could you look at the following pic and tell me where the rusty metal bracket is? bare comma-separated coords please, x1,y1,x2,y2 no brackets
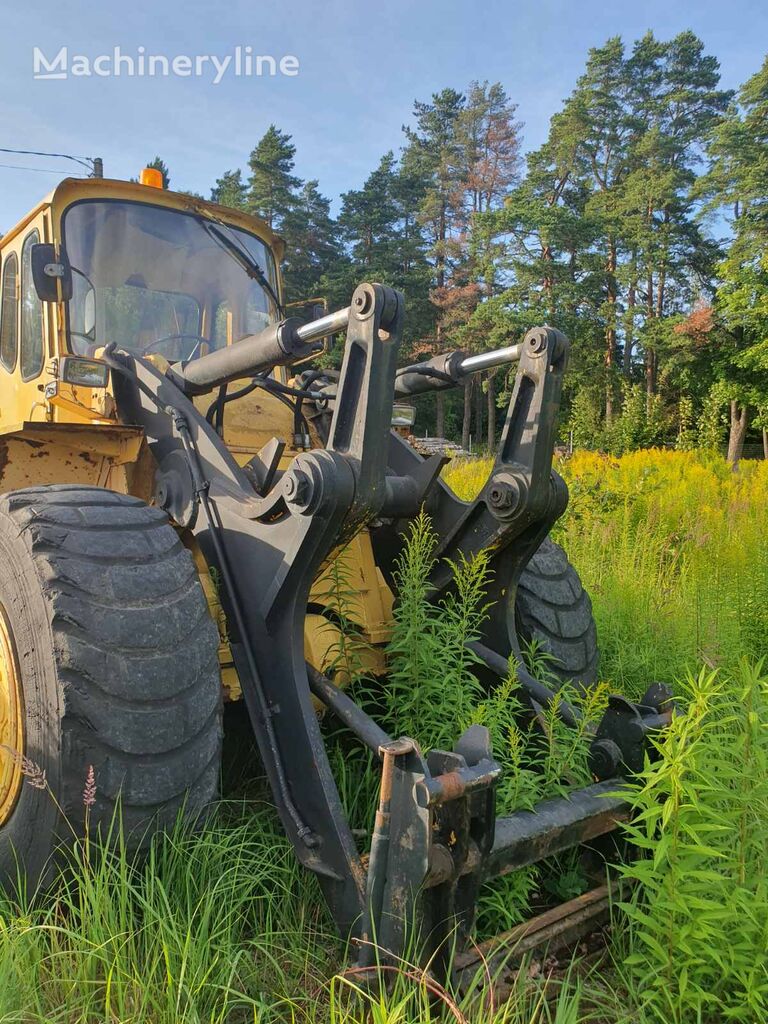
361,725,501,970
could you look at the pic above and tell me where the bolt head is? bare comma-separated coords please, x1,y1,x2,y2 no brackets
351,286,374,318
488,480,517,510
525,328,549,354
589,738,622,780
285,468,312,507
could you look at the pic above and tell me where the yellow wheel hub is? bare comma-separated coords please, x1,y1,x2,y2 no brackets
0,607,24,825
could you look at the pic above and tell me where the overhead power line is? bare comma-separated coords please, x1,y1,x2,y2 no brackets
0,162,86,175
0,147,96,173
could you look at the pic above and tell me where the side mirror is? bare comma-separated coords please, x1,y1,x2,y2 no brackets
31,243,72,302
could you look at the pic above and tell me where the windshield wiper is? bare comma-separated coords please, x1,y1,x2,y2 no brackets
195,216,283,315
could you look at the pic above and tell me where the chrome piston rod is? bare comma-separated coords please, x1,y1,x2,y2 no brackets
394,341,523,399
295,306,351,345
295,304,523,378
457,343,522,376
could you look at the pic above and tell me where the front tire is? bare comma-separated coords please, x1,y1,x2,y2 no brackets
513,537,599,689
0,485,222,890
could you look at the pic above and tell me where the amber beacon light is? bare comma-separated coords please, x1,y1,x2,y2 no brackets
139,167,164,188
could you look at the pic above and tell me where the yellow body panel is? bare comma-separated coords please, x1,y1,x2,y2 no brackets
0,177,395,704
0,604,24,825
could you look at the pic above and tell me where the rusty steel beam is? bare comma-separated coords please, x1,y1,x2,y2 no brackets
486,781,630,879
454,880,626,973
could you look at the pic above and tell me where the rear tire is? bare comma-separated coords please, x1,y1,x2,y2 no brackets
513,537,599,689
0,485,222,890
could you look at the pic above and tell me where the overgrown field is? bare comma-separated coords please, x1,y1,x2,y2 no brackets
1,449,766,1023
445,449,768,692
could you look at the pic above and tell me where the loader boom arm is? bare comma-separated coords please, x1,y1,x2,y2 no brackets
108,286,674,966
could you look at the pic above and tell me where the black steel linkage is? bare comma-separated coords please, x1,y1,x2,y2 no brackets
108,292,675,973
112,282,405,942
306,664,392,757
467,640,583,727
377,327,569,589
486,781,631,880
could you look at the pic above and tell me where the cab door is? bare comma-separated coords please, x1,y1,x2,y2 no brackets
0,213,52,428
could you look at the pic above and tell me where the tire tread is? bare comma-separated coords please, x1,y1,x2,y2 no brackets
515,537,599,688
0,484,222,850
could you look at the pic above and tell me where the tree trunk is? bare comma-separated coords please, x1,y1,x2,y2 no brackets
474,375,484,450
623,280,636,377
461,380,473,451
487,373,496,450
727,401,750,467
435,393,445,438
763,428,768,461
435,319,445,437
645,349,656,401
645,269,656,405
605,238,617,424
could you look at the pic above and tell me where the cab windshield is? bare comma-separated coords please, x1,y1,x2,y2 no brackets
61,200,279,362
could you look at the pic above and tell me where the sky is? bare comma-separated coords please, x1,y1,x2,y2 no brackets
0,0,766,233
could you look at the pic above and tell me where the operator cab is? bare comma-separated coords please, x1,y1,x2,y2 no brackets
62,199,280,364
0,172,299,451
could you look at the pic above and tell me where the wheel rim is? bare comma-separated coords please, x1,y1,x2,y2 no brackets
0,606,24,825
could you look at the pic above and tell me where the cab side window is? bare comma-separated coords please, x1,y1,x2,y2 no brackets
0,253,18,372
20,230,45,381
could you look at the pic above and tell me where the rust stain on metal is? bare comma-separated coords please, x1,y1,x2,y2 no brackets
432,771,466,803
454,880,630,973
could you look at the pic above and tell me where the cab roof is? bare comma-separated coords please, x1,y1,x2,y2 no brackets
1,177,285,259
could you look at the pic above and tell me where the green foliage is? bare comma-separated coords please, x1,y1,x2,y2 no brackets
620,661,768,1023
282,180,346,304
603,383,667,455
698,381,729,451
381,516,608,936
675,394,697,451
695,56,768,446
567,387,604,450
336,152,433,347
210,168,247,209
382,510,491,749
247,124,301,229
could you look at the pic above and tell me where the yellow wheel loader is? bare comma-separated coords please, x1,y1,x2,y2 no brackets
0,170,673,970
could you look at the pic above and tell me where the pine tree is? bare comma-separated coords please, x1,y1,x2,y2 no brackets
339,153,401,274
338,153,433,351
453,82,522,446
697,57,768,463
247,125,301,229
620,32,731,404
210,169,247,210
281,180,344,303
560,37,635,421
403,89,466,436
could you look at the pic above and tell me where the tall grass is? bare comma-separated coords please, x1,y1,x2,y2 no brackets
445,449,768,1021
445,449,768,693
0,794,608,1022
1,449,766,1022
0,801,334,1023
618,660,768,1023
379,509,491,749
